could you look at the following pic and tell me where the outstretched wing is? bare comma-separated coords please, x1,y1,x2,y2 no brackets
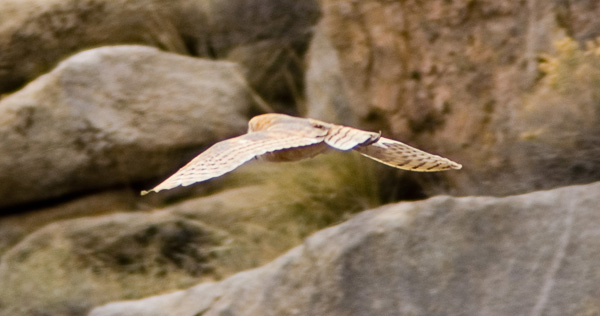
142,131,325,194
354,137,462,171
324,125,380,151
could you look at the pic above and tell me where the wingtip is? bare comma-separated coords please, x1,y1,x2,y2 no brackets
140,190,151,196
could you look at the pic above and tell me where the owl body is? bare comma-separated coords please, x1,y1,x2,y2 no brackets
248,113,330,134
248,114,331,162
141,113,461,195
248,114,377,162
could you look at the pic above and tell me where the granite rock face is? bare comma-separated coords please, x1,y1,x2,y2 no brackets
0,45,253,209
316,0,600,196
90,181,600,316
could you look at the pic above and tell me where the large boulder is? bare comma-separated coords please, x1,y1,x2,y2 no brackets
90,181,600,316
0,45,255,210
0,0,320,108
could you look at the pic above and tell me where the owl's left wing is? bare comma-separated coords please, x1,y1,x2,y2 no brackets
142,130,325,195
354,137,462,171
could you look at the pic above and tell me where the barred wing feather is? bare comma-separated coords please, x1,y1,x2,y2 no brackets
142,131,324,194
354,137,462,172
325,125,380,151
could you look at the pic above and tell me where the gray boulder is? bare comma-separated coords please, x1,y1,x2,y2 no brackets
91,181,600,316
0,45,254,209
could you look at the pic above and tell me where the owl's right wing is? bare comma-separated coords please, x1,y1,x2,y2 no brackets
354,137,462,172
141,131,325,195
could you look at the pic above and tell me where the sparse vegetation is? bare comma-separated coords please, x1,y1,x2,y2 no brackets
522,36,600,141
517,36,600,187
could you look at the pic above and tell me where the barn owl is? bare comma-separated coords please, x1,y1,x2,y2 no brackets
141,113,461,195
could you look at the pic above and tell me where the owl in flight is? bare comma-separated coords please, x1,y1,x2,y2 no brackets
141,113,461,195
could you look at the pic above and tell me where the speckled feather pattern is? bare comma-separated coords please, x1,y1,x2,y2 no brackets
142,113,461,194
354,137,462,171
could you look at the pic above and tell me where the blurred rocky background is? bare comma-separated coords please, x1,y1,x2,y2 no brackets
0,0,599,316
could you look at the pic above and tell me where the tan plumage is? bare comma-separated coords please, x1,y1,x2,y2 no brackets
141,113,461,195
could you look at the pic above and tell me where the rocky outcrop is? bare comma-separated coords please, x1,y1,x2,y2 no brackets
90,181,600,316
0,45,255,209
0,0,320,107
316,0,600,196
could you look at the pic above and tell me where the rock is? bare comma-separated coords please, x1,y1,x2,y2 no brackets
304,20,355,125
513,37,600,192
316,0,600,196
0,45,255,210
0,152,379,316
0,0,320,108
0,0,190,93
211,0,321,110
90,181,600,316
0,189,141,257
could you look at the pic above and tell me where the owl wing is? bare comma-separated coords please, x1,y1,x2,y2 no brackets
353,137,462,171
324,125,381,151
141,130,325,195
